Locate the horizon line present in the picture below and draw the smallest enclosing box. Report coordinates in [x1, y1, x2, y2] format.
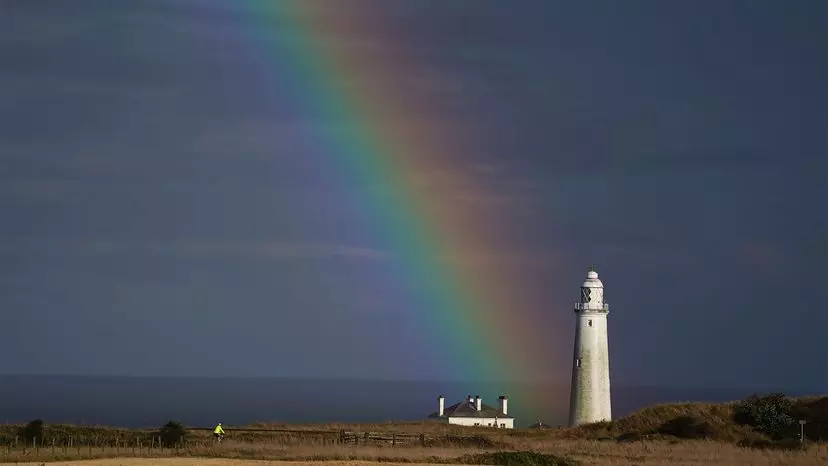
[0, 373, 819, 394]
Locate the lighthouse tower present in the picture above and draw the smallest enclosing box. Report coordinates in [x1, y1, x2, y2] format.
[568, 265, 611, 426]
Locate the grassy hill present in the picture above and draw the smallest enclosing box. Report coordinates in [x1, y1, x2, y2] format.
[1, 393, 824, 447]
[546, 394, 827, 448]
[0, 394, 825, 465]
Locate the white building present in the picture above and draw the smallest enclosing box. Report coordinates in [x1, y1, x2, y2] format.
[568, 266, 612, 427]
[429, 394, 514, 428]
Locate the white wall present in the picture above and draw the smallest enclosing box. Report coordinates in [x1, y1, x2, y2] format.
[569, 311, 612, 426]
[448, 416, 514, 429]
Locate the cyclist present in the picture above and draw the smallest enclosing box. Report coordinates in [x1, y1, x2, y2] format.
[213, 422, 225, 441]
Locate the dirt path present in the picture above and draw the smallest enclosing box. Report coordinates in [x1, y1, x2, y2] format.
[1, 459, 450, 466]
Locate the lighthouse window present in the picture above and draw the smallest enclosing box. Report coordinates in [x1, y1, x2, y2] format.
[576, 358, 582, 368]
[588, 320, 593, 327]
[581, 288, 591, 302]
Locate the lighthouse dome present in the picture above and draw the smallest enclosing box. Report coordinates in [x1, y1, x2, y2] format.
[581, 268, 604, 288]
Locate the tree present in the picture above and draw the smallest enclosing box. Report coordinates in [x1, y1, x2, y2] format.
[734, 393, 796, 440]
[158, 420, 187, 447]
[19, 419, 44, 444]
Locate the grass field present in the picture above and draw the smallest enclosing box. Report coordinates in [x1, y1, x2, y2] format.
[5, 461, 452, 466]
[2, 395, 825, 465]
[1, 438, 826, 466]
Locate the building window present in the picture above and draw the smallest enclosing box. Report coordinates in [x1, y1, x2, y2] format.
[474, 423, 480, 426]
[576, 358, 582, 368]
[500, 423, 506, 428]
[588, 319, 593, 327]
[487, 423, 492, 427]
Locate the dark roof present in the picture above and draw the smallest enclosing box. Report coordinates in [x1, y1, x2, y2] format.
[428, 399, 513, 419]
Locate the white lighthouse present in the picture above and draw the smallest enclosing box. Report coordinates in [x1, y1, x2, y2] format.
[568, 265, 611, 426]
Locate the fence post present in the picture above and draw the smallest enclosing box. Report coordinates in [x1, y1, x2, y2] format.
[420, 433, 425, 446]
[392, 433, 396, 446]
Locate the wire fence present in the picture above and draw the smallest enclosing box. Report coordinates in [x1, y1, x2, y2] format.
[2, 420, 827, 462]
[0, 428, 458, 462]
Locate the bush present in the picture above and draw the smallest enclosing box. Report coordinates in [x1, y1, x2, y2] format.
[456, 451, 579, 466]
[427, 434, 509, 449]
[658, 415, 713, 439]
[616, 432, 646, 443]
[738, 437, 807, 451]
[734, 393, 796, 440]
[792, 396, 828, 441]
[158, 420, 186, 447]
[19, 419, 44, 444]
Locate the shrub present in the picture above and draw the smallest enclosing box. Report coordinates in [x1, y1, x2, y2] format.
[792, 396, 828, 441]
[658, 415, 713, 439]
[456, 451, 579, 466]
[734, 393, 796, 440]
[158, 420, 186, 447]
[427, 434, 509, 449]
[19, 419, 44, 444]
[738, 437, 807, 451]
[616, 432, 646, 443]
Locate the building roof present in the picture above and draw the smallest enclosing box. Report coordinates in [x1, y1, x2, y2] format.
[428, 399, 513, 419]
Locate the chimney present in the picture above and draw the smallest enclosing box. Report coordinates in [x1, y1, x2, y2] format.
[438, 395, 445, 417]
[475, 395, 481, 411]
[467, 394, 473, 404]
[498, 395, 508, 415]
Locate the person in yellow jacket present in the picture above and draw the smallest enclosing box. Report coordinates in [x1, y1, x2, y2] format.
[213, 422, 225, 441]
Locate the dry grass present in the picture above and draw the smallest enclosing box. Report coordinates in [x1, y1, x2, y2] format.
[3, 396, 825, 465]
[524, 438, 827, 465]
[1, 458, 452, 466]
[1, 437, 826, 466]
[5, 461, 452, 466]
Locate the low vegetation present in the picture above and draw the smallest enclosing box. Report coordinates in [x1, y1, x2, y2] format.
[0, 393, 825, 465]
[456, 451, 577, 466]
[549, 393, 826, 447]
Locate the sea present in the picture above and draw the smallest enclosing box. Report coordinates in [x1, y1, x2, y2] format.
[0, 375, 815, 429]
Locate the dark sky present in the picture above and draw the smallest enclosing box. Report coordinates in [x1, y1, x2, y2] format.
[1, 0, 826, 391]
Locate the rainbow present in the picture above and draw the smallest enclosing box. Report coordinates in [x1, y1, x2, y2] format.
[236, 1, 566, 412]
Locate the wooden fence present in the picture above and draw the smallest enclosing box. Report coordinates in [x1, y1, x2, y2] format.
[186, 426, 431, 445]
[0, 428, 453, 461]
